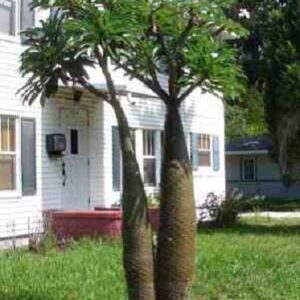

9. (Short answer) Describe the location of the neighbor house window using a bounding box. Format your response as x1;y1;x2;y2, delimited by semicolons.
0;0;16;35
0;116;16;191
242;158;256;181
143;130;156;186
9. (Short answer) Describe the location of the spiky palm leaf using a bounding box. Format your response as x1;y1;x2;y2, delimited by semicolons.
19;11;94;105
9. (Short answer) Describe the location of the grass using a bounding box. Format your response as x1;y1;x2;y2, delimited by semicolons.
0;217;300;299
239;198;300;212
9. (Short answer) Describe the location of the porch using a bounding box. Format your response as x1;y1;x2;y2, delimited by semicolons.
44;208;160;240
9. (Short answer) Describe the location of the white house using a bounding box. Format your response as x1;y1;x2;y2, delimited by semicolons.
0;1;225;245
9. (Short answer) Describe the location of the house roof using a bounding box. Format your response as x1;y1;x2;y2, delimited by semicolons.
226;136;272;155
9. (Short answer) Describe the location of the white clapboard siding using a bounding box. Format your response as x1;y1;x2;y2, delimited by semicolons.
40;89;106;210
102;88;225;207
1;18;225;240
0;38;43;239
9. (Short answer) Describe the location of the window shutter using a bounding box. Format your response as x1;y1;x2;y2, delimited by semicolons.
20;0;35;41
212;135;220;171
21;119;36;196
190;133;198;171
112;126;121;191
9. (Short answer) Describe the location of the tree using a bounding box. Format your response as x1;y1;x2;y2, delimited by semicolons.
19;3;155;300
225;87;267;141
104;1;245;298
230;0;300;176
20;1;245;299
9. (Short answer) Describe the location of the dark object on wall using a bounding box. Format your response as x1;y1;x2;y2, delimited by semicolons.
46;134;66;156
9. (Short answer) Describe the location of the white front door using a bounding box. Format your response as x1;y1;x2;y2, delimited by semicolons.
61;108;90;209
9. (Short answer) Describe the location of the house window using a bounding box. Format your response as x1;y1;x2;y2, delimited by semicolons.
112;127;136;192
70;129;79;155
0;0;16;35
112;126;121;191
20;0;35;33
143;130;156;186
198;134;211;167
0;116;16;191
242;158;256;181
0;0;34;37
191;133;211;168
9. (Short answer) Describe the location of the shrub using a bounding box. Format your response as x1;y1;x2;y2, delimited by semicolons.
199;191;241;227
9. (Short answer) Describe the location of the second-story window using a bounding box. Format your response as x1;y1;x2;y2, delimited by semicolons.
20;0;35;33
0;0;34;38
0;0;16;36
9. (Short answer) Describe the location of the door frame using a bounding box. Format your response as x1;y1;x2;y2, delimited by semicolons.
59;107;90;209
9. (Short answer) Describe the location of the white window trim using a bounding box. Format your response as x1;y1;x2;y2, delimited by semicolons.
0;0;39;44
142;129;159;188
0;0;20;42
198;134;212;168
191;134;213;173
0;116;21;198
241;157;256;182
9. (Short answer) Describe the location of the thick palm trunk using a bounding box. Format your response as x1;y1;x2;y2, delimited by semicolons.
111;100;155;300
156;104;196;300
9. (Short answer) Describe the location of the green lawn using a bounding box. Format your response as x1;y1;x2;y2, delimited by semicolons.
240;198;300;212
0;217;300;300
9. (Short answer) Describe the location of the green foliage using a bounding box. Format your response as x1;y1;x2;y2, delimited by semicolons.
108;0;247;101
199;193;240;227
226;88;268;140
19;10;94;105
229;0;300;171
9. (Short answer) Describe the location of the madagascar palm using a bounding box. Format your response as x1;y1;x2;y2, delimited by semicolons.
19;4;155;300
105;1;246;299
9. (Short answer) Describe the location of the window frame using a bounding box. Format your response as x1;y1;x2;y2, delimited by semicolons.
0;0;18;41
197;134;212;168
21;118;36;196
190;133;213;170
0;0;16;36
112;126;136;193
0;114;20;198
142;129;157;187
241;157;257;182
0;0;35;43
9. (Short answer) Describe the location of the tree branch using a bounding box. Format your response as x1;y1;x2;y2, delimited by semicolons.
114;58;169;104
77;77;109;102
178;79;204;104
94;46;119;102
168;12;207;99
